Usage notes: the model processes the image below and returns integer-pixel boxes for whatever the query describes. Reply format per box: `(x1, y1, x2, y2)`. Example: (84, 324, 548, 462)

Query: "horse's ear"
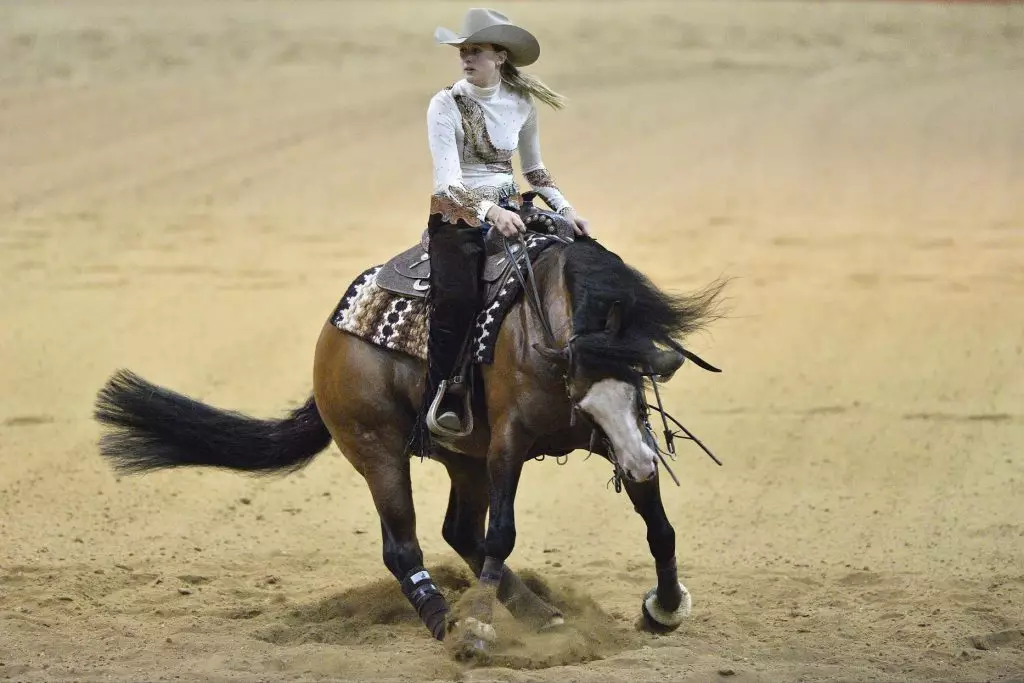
(605, 301, 622, 336)
(532, 343, 568, 366)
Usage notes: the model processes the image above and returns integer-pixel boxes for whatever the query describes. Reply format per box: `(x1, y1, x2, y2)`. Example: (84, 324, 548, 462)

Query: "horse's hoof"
(539, 614, 565, 632)
(452, 636, 491, 663)
(640, 584, 691, 633)
(448, 617, 496, 663)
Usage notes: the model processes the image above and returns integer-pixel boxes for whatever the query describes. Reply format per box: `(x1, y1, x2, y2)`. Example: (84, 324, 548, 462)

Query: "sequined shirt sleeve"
(518, 104, 572, 214)
(427, 92, 494, 226)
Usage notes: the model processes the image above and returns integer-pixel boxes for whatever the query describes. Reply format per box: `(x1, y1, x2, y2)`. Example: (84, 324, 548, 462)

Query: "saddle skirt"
(330, 204, 575, 365)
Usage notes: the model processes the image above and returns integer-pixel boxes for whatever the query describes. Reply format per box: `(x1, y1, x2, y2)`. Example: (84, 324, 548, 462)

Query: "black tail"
(94, 369, 332, 475)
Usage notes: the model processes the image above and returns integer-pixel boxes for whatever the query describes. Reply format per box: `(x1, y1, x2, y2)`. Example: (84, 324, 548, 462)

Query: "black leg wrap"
(655, 557, 683, 612)
(401, 567, 450, 641)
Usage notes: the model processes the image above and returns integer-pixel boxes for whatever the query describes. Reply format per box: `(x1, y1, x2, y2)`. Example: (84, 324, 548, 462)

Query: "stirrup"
(435, 410, 463, 432)
(426, 380, 474, 438)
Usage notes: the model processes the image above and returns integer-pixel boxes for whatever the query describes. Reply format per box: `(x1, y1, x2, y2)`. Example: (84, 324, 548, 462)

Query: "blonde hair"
(499, 61, 567, 110)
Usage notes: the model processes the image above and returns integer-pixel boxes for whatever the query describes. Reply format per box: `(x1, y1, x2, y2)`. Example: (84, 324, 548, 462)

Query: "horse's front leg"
(623, 473, 692, 632)
(449, 420, 528, 660)
(438, 453, 563, 630)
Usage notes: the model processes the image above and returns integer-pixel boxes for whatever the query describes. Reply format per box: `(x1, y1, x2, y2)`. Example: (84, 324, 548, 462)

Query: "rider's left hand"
(561, 208, 591, 237)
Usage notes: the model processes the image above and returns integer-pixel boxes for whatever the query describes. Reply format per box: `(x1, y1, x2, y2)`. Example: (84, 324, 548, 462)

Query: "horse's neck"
(536, 249, 575, 345)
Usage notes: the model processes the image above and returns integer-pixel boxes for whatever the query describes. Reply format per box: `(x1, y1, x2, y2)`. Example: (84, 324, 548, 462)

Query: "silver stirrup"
(426, 380, 474, 438)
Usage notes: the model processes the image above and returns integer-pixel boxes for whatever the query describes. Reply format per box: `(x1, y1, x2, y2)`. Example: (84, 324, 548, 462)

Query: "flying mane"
(562, 237, 724, 379)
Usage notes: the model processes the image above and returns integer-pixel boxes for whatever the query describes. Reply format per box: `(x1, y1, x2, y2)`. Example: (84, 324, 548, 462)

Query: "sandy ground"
(2, 1, 1023, 681)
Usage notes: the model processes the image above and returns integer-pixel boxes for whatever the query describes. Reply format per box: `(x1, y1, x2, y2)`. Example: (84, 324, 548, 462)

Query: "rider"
(425, 8, 589, 434)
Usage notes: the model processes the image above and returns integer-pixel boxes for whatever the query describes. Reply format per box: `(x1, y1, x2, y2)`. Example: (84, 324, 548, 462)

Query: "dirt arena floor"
(2, 1, 1023, 681)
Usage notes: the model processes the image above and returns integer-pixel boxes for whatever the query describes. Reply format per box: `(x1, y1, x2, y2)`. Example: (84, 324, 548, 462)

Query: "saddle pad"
(330, 233, 558, 365)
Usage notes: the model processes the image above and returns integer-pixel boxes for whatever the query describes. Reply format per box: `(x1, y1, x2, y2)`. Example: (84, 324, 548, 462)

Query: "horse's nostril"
(625, 457, 657, 483)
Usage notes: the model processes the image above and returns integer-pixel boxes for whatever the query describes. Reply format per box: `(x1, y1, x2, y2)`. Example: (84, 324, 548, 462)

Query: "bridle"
(502, 233, 723, 493)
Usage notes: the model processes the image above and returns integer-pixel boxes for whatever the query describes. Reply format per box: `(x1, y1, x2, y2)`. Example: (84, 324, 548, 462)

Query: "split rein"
(501, 234, 723, 493)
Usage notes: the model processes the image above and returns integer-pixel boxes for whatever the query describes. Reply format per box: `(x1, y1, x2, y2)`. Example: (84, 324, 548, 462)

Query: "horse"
(94, 232, 723, 660)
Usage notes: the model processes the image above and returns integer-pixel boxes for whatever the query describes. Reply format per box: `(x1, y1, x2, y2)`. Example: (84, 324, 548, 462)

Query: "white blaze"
(578, 379, 657, 482)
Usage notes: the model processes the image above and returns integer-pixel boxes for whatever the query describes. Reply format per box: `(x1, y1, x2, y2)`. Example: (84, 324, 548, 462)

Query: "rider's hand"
(486, 205, 526, 238)
(560, 208, 591, 237)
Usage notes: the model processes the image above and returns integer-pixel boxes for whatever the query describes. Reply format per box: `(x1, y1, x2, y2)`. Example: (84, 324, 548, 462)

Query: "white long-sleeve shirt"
(427, 78, 572, 227)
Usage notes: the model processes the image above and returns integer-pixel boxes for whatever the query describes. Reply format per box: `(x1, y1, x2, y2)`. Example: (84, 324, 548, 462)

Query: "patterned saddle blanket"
(331, 232, 563, 365)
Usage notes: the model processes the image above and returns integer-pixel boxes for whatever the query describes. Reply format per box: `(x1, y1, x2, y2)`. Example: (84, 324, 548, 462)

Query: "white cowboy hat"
(434, 8, 540, 67)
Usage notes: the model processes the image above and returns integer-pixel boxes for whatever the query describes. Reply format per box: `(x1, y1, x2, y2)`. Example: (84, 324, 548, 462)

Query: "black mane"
(562, 237, 723, 379)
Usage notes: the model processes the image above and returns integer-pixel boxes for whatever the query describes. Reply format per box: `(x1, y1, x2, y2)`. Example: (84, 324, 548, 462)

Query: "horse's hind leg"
(439, 453, 562, 630)
(314, 326, 450, 640)
(338, 433, 450, 640)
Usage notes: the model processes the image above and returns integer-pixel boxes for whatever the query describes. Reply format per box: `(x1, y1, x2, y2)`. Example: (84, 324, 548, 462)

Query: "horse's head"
(536, 238, 722, 483)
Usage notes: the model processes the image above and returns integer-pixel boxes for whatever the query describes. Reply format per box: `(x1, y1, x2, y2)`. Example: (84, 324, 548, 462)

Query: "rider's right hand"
(486, 205, 526, 238)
